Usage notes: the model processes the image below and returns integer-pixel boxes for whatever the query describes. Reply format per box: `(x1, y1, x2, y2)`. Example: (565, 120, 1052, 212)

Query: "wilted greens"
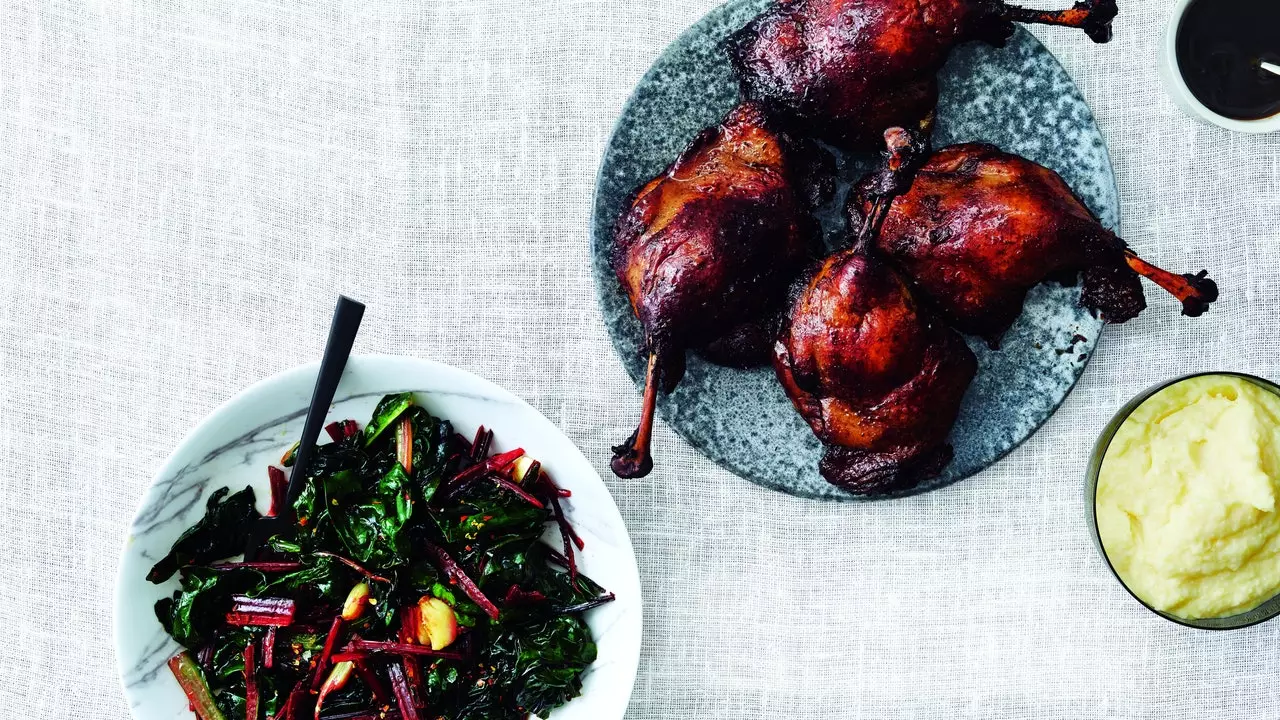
(149, 393, 614, 720)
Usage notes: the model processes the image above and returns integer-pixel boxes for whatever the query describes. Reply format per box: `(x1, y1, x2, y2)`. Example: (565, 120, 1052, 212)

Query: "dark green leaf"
(377, 464, 415, 529)
(261, 555, 347, 602)
(329, 464, 415, 563)
(429, 582, 481, 628)
(155, 567, 262, 649)
(432, 482, 550, 548)
(331, 505, 383, 563)
(362, 393, 414, 446)
(503, 615, 597, 715)
(148, 486, 260, 583)
(322, 469, 361, 502)
(291, 481, 318, 525)
(268, 536, 302, 554)
(150, 399, 607, 720)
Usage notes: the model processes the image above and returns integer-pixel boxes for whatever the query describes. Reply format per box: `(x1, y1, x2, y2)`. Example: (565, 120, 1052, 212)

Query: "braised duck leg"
(775, 126, 977, 494)
(856, 144, 1219, 347)
(728, 0, 1118, 148)
(609, 103, 820, 478)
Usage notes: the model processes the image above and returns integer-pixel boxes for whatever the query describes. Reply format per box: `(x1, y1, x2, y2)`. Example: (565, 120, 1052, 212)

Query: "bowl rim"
(1085, 370, 1280, 630)
(1158, 0, 1280, 133)
(113, 354, 643, 718)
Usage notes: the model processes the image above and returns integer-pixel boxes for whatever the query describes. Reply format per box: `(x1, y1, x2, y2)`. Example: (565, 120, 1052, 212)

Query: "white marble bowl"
(114, 355, 643, 720)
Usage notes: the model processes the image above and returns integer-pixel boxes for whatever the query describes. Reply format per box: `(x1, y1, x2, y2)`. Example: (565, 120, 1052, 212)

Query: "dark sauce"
(1175, 0, 1280, 120)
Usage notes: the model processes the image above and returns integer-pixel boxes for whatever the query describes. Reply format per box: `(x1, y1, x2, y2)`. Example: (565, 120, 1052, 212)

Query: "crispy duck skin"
(859, 144, 1219, 347)
(775, 126, 977, 495)
(610, 102, 819, 479)
(775, 249, 977, 493)
(727, 0, 1118, 148)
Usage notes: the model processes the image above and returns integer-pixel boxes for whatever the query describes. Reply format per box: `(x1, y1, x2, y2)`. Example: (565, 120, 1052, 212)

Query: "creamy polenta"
(1097, 375, 1280, 619)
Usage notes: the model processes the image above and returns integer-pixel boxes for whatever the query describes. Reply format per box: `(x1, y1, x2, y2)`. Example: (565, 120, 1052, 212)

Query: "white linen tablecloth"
(3, 1, 1279, 717)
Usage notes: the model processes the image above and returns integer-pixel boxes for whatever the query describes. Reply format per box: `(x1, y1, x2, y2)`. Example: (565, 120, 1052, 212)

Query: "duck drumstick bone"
(1123, 251, 1219, 318)
(729, 0, 1118, 148)
(861, 143, 1220, 347)
(996, 0, 1118, 42)
(774, 125, 978, 494)
(608, 104, 817, 479)
(610, 354, 660, 479)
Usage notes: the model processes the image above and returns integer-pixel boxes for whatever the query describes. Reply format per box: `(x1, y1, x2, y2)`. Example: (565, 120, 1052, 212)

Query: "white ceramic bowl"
(1159, 0, 1280, 133)
(114, 355, 643, 720)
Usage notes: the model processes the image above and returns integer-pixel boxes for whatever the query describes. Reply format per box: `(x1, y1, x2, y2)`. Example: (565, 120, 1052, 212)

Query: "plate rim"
(589, 0, 1121, 502)
(112, 353, 644, 719)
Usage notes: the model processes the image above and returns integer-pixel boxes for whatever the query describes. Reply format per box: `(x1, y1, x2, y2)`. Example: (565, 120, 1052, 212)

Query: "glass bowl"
(1084, 371, 1280, 630)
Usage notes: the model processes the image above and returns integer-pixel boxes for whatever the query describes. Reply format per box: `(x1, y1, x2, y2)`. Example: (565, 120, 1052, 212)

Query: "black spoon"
(245, 295, 365, 559)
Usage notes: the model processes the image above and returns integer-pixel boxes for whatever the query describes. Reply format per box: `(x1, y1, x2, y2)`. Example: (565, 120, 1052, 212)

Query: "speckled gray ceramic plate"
(591, 0, 1119, 501)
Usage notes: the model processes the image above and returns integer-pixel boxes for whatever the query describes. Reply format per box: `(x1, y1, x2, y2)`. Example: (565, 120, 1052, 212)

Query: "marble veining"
(130, 391, 382, 537)
(123, 389, 545, 690)
(116, 357, 642, 720)
(123, 630, 182, 694)
(131, 388, 521, 537)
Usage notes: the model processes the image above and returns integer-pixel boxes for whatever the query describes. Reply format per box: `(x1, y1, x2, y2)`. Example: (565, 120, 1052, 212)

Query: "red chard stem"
(346, 639, 465, 661)
(210, 562, 302, 572)
(324, 422, 345, 443)
(226, 596, 296, 627)
(311, 616, 345, 690)
(167, 652, 228, 720)
(263, 628, 276, 669)
(423, 542, 500, 620)
(492, 475, 545, 508)
(341, 419, 359, 439)
(352, 660, 392, 706)
(387, 662, 421, 720)
(312, 552, 392, 584)
(244, 643, 260, 720)
(267, 467, 288, 517)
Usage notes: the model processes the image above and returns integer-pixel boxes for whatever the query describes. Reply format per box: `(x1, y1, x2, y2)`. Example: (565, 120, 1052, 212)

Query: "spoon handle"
(284, 296, 366, 506)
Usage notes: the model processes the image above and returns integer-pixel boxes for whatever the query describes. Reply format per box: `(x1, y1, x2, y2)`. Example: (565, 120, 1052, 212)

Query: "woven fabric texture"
(2, 0, 1279, 718)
